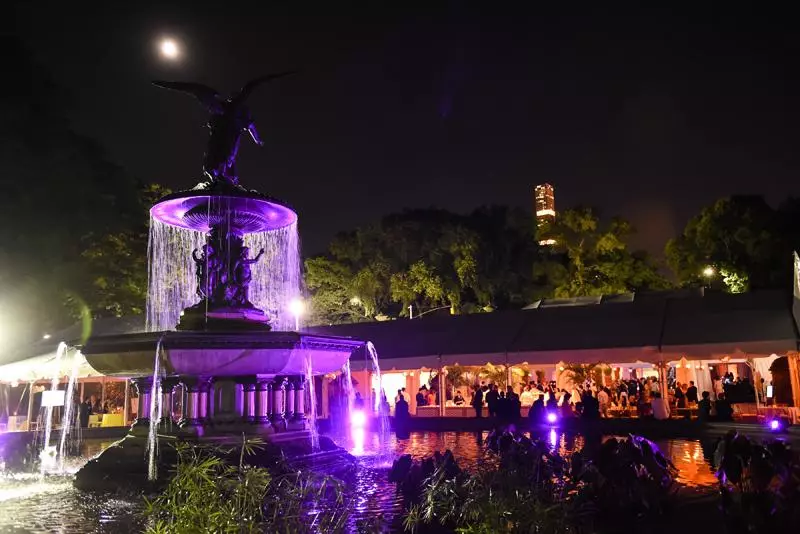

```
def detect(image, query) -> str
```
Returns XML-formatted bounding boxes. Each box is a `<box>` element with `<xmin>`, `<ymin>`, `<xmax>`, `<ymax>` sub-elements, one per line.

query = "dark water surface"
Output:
<box><xmin>0</xmin><ymin>431</ymin><xmax>717</xmax><ymax>533</ymax></box>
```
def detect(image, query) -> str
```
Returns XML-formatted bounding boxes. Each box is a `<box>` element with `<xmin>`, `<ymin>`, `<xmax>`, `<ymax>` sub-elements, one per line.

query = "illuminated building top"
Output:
<box><xmin>534</xmin><ymin>183</ymin><xmax>556</xmax><ymax>245</ymax></box>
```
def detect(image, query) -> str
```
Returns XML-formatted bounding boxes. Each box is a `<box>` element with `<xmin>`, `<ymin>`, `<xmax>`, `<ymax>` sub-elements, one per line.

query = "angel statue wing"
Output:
<box><xmin>152</xmin><ymin>81</ymin><xmax>224</xmax><ymax>114</ymax></box>
<box><xmin>232</xmin><ymin>71</ymin><xmax>297</xmax><ymax>106</ymax></box>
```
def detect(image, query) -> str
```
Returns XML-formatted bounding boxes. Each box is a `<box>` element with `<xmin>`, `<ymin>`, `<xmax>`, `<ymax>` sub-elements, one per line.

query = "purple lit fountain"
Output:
<box><xmin>74</xmin><ymin>75</ymin><xmax>364</xmax><ymax>490</ymax></box>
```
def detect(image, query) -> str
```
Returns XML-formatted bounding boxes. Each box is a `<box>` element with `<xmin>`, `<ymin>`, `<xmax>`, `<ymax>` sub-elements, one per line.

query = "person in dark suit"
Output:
<box><xmin>486</xmin><ymin>385</ymin><xmax>499</xmax><ymax>418</ymax></box>
<box><xmin>697</xmin><ymin>391</ymin><xmax>712</xmax><ymax>422</ymax></box>
<box><xmin>79</xmin><ymin>398</ymin><xmax>91</xmax><ymax>428</ymax></box>
<box><xmin>686</xmin><ymin>381</ymin><xmax>698</xmax><ymax>404</ymax></box>
<box><xmin>415</xmin><ymin>387</ymin><xmax>428</xmax><ymax>408</ymax></box>
<box><xmin>394</xmin><ymin>396</ymin><xmax>410</xmax><ymax>438</ymax></box>
<box><xmin>715</xmin><ymin>393</ymin><xmax>734</xmax><ymax>422</ymax></box>
<box><xmin>529</xmin><ymin>394</ymin><xmax>545</xmax><ymax>423</ymax></box>
<box><xmin>471</xmin><ymin>385</ymin><xmax>484</xmax><ymax>418</ymax></box>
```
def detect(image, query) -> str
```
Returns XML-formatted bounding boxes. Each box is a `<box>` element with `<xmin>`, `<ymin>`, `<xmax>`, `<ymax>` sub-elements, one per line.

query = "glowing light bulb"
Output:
<box><xmin>159</xmin><ymin>38</ymin><xmax>180</xmax><ymax>60</ymax></box>
<box><xmin>289</xmin><ymin>298</ymin><xmax>305</xmax><ymax>317</ymax></box>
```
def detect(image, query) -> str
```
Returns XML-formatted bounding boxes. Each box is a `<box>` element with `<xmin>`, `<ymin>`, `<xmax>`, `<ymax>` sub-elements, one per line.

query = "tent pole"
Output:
<box><xmin>438</xmin><ymin>358</ymin><xmax>445</xmax><ymax>417</ymax></box>
<box><xmin>658</xmin><ymin>360</ymin><xmax>669</xmax><ymax>412</ymax></box>
<box><xmin>787</xmin><ymin>351</ymin><xmax>800</xmax><ymax>410</ymax></box>
<box><xmin>123</xmin><ymin>379</ymin><xmax>130</xmax><ymax>425</ymax></box>
<box><xmin>26</xmin><ymin>381</ymin><xmax>35</xmax><ymax>431</ymax></box>
<box><xmin>746</xmin><ymin>356</ymin><xmax>760</xmax><ymax>415</ymax></box>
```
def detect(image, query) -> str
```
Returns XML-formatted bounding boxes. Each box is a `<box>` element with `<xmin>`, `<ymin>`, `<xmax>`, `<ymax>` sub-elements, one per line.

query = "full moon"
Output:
<box><xmin>159</xmin><ymin>38</ymin><xmax>180</xmax><ymax>60</ymax></box>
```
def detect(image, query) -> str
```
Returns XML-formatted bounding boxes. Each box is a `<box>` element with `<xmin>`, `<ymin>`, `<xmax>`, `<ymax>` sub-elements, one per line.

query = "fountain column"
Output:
<box><xmin>206</xmin><ymin>379</ymin><xmax>216</xmax><ymax>419</ymax></box>
<box><xmin>270</xmin><ymin>377</ymin><xmax>287</xmax><ymax>430</ymax></box>
<box><xmin>160</xmin><ymin>377</ymin><xmax>180</xmax><ymax>426</ymax></box>
<box><xmin>180</xmin><ymin>378</ymin><xmax>203</xmax><ymax>427</ymax></box>
<box><xmin>131</xmin><ymin>377</ymin><xmax>154</xmax><ymax>428</ymax></box>
<box><xmin>256</xmin><ymin>379</ymin><xmax>274</xmax><ymax>433</ymax></box>
<box><xmin>285</xmin><ymin>379</ymin><xmax>296</xmax><ymax>420</ymax></box>
<box><xmin>198</xmin><ymin>379</ymin><xmax>210</xmax><ymax>421</ymax></box>
<box><xmin>244</xmin><ymin>381</ymin><xmax>257</xmax><ymax>423</ymax></box>
<box><xmin>288</xmin><ymin>376</ymin><xmax>306</xmax><ymax>430</ymax></box>
<box><xmin>234</xmin><ymin>378</ymin><xmax>246</xmax><ymax>418</ymax></box>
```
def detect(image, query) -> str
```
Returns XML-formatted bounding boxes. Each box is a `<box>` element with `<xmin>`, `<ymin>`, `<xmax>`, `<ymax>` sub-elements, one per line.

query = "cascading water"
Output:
<box><xmin>341</xmin><ymin>359</ymin><xmax>355</xmax><ymax>436</ymax></box>
<box><xmin>145</xmin><ymin>218</ymin><xmax>302</xmax><ymax>332</ymax></box>
<box><xmin>57</xmin><ymin>349</ymin><xmax>82</xmax><ymax>472</ymax></box>
<box><xmin>366</xmin><ymin>342</ymin><xmax>390</xmax><ymax>464</ymax></box>
<box><xmin>303</xmin><ymin>351</ymin><xmax>319</xmax><ymax>452</ymax></box>
<box><xmin>147</xmin><ymin>338</ymin><xmax>164</xmax><ymax>481</ymax></box>
<box><xmin>245</xmin><ymin>221</ymin><xmax>301</xmax><ymax>331</ymax></box>
<box><xmin>40</xmin><ymin>342</ymin><xmax>68</xmax><ymax>474</ymax></box>
<box><xmin>145</xmin><ymin>218</ymin><xmax>205</xmax><ymax>331</ymax></box>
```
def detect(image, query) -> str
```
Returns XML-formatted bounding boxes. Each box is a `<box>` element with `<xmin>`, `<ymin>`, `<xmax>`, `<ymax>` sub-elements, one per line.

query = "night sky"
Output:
<box><xmin>12</xmin><ymin>3</ymin><xmax>800</xmax><ymax>257</ymax></box>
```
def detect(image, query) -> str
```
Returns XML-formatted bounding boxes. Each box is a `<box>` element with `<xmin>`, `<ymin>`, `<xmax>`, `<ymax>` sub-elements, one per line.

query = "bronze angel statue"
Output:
<box><xmin>153</xmin><ymin>72</ymin><xmax>295</xmax><ymax>184</ymax></box>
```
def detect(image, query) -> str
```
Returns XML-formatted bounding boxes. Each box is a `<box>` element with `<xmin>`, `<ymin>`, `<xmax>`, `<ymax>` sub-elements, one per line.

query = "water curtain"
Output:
<box><xmin>146</xmin><ymin>218</ymin><xmax>301</xmax><ymax>331</ymax></box>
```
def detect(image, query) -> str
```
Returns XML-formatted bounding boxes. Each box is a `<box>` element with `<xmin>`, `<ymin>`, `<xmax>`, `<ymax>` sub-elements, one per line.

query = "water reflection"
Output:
<box><xmin>657</xmin><ymin>439</ymin><xmax>718</xmax><ymax>489</ymax></box>
<box><xmin>0</xmin><ymin>432</ymin><xmax>718</xmax><ymax>533</ymax></box>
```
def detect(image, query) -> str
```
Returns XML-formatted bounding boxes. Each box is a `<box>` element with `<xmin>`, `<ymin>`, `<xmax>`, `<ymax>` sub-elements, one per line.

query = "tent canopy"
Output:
<box><xmin>310</xmin><ymin>289</ymin><xmax>799</xmax><ymax>370</ymax></box>
<box><xmin>3</xmin><ymin>289</ymin><xmax>797</xmax><ymax>378</ymax></box>
<box><xmin>0</xmin><ymin>350</ymin><xmax>104</xmax><ymax>383</ymax></box>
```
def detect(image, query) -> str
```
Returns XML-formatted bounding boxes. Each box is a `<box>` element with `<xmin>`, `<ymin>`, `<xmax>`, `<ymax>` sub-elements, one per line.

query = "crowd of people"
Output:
<box><xmin>353</xmin><ymin>371</ymin><xmax>751</xmax><ymax>425</ymax></box>
<box><xmin>460</xmin><ymin>375</ymin><xmax>739</xmax><ymax>423</ymax></box>
<box><xmin>77</xmin><ymin>394</ymin><xmax>119</xmax><ymax>427</ymax></box>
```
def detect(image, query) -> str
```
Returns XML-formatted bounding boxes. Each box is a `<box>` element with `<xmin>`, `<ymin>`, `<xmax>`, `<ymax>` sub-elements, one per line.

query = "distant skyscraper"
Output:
<box><xmin>534</xmin><ymin>183</ymin><xmax>556</xmax><ymax>245</ymax></box>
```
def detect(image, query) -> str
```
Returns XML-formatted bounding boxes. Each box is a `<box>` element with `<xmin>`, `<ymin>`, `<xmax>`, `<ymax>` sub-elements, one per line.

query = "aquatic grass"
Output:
<box><xmin>715</xmin><ymin>430</ymin><xmax>800</xmax><ymax>534</ymax></box>
<box><xmin>399</xmin><ymin>431</ymin><xmax>677</xmax><ymax>534</ymax></box>
<box><xmin>143</xmin><ymin>434</ymin><xmax>352</xmax><ymax>533</ymax></box>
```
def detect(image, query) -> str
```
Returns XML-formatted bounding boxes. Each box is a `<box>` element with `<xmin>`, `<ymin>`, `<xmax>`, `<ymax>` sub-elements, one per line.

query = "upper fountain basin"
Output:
<box><xmin>151</xmin><ymin>183</ymin><xmax>297</xmax><ymax>233</ymax></box>
<box><xmin>81</xmin><ymin>331</ymin><xmax>364</xmax><ymax>378</ymax></box>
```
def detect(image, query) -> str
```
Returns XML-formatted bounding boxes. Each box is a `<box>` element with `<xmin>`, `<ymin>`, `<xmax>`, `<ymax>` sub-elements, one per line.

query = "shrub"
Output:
<box><xmin>144</xmin><ymin>436</ymin><xmax>350</xmax><ymax>533</ymax></box>
<box><xmin>715</xmin><ymin>430</ymin><xmax>800</xmax><ymax>534</ymax></box>
<box><xmin>398</xmin><ymin>431</ymin><xmax>677</xmax><ymax>534</ymax></box>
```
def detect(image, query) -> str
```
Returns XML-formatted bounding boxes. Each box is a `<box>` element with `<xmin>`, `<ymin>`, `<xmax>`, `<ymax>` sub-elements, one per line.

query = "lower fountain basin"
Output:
<box><xmin>81</xmin><ymin>331</ymin><xmax>363</xmax><ymax>378</ymax></box>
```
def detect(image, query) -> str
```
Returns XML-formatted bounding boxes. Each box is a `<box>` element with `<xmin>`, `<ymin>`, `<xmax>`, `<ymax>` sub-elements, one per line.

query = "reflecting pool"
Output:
<box><xmin>0</xmin><ymin>432</ymin><xmax>718</xmax><ymax>533</ymax></box>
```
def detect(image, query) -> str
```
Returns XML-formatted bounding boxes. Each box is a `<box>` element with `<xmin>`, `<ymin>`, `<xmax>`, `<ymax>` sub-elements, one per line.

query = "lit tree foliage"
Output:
<box><xmin>666</xmin><ymin>196</ymin><xmax>798</xmax><ymax>292</ymax></box>
<box><xmin>305</xmin><ymin>207</ymin><xmax>540</xmax><ymax>324</ymax></box>
<box><xmin>536</xmin><ymin>207</ymin><xmax>669</xmax><ymax>297</ymax></box>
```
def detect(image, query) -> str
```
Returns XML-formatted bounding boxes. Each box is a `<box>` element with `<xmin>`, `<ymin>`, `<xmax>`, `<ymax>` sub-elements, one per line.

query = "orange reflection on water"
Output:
<box><xmin>657</xmin><ymin>439</ymin><xmax>718</xmax><ymax>489</ymax></box>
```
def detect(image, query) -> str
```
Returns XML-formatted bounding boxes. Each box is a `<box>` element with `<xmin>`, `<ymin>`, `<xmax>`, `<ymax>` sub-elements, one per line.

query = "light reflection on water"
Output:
<box><xmin>0</xmin><ymin>432</ymin><xmax>717</xmax><ymax>533</ymax></box>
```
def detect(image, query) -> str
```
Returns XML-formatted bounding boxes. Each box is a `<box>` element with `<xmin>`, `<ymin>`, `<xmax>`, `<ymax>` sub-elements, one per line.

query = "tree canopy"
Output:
<box><xmin>534</xmin><ymin>207</ymin><xmax>669</xmax><ymax>299</ymax></box>
<box><xmin>305</xmin><ymin>206</ymin><xmax>668</xmax><ymax>325</ymax></box>
<box><xmin>666</xmin><ymin>196</ymin><xmax>800</xmax><ymax>292</ymax></box>
<box><xmin>305</xmin><ymin>207</ymin><xmax>540</xmax><ymax>324</ymax></box>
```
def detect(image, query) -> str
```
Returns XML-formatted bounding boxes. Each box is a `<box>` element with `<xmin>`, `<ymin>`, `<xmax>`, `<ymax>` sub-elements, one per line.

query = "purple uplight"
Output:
<box><xmin>151</xmin><ymin>193</ymin><xmax>297</xmax><ymax>233</ymax></box>
<box><xmin>769</xmin><ymin>419</ymin><xmax>781</xmax><ymax>431</ymax></box>
<box><xmin>351</xmin><ymin>410</ymin><xmax>367</xmax><ymax>428</ymax></box>
<box><xmin>546</xmin><ymin>412</ymin><xmax>558</xmax><ymax>424</ymax></box>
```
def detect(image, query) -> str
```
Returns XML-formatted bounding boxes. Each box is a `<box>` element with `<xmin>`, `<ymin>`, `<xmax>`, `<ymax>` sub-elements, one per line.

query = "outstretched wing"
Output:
<box><xmin>233</xmin><ymin>71</ymin><xmax>297</xmax><ymax>104</ymax></box>
<box><xmin>152</xmin><ymin>81</ymin><xmax>224</xmax><ymax>113</ymax></box>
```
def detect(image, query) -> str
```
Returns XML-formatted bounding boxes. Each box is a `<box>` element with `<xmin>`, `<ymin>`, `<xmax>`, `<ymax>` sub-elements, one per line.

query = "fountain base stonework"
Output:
<box><xmin>74</xmin><ymin>332</ymin><xmax>363</xmax><ymax>490</ymax></box>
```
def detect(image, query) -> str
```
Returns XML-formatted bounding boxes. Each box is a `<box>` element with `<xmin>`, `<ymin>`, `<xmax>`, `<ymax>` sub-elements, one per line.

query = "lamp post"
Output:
<box><xmin>702</xmin><ymin>266</ymin><xmax>715</xmax><ymax>288</ymax></box>
<box><xmin>289</xmin><ymin>298</ymin><xmax>305</xmax><ymax>332</ymax></box>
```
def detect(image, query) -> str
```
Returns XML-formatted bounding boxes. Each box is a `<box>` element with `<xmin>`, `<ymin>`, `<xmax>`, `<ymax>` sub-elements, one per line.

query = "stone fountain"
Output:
<box><xmin>75</xmin><ymin>74</ymin><xmax>363</xmax><ymax>490</ymax></box>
